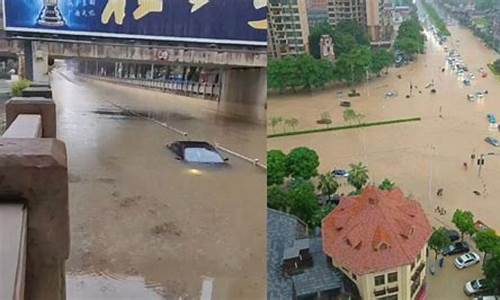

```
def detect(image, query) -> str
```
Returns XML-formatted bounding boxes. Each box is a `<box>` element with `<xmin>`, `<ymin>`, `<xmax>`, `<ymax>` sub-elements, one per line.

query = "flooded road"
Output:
<box><xmin>51</xmin><ymin>66</ymin><xmax>265</xmax><ymax>299</ymax></box>
<box><xmin>269</xmin><ymin>23</ymin><xmax>499</xmax><ymax>300</ymax></box>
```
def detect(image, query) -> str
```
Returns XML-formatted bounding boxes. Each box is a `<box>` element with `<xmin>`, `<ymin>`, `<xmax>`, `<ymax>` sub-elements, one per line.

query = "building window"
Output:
<box><xmin>352</xmin><ymin>273</ymin><xmax>357</xmax><ymax>280</ymax></box>
<box><xmin>388</xmin><ymin>272</ymin><xmax>398</xmax><ymax>283</ymax></box>
<box><xmin>374</xmin><ymin>274</ymin><xmax>385</xmax><ymax>286</ymax></box>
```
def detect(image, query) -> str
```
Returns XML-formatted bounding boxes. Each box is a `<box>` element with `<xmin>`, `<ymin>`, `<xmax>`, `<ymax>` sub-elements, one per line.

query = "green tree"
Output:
<box><xmin>286</xmin><ymin>147</ymin><xmax>320</xmax><ymax>180</ymax></box>
<box><xmin>335</xmin><ymin>46</ymin><xmax>372</xmax><ymax>85</ymax></box>
<box><xmin>309</xmin><ymin>21</ymin><xmax>336</xmax><ymax>59</ymax></box>
<box><xmin>347</xmin><ymin>162</ymin><xmax>369</xmax><ymax>191</ymax></box>
<box><xmin>395</xmin><ymin>17</ymin><xmax>426</xmax><ymax>57</ymax></box>
<box><xmin>267</xmin><ymin>185</ymin><xmax>290</xmax><ymax>211</ymax></box>
<box><xmin>474</xmin><ymin>229</ymin><xmax>500</xmax><ymax>255</ymax></box>
<box><xmin>428</xmin><ymin>227</ymin><xmax>452</xmax><ymax>259</ymax></box>
<box><xmin>317</xmin><ymin>173</ymin><xmax>339</xmax><ymax>201</ymax></box>
<box><xmin>286</xmin><ymin>118</ymin><xmax>299</xmax><ymax>131</ymax></box>
<box><xmin>267</xmin><ymin>150</ymin><xmax>288</xmax><ymax>186</ymax></box>
<box><xmin>332</xmin><ymin>20</ymin><xmax>370</xmax><ymax>57</ymax></box>
<box><xmin>370</xmin><ymin>48</ymin><xmax>393</xmax><ymax>75</ymax></box>
<box><xmin>288</xmin><ymin>178</ymin><xmax>320</xmax><ymax>228</ymax></box>
<box><xmin>483</xmin><ymin>247</ymin><xmax>500</xmax><ymax>294</ymax></box>
<box><xmin>379</xmin><ymin>178</ymin><xmax>396</xmax><ymax>191</ymax></box>
<box><xmin>311</xmin><ymin>204</ymin><xmax>335</xmax><ymax>228</ymax></box>
<box><xmin>452</xmin><ymin>209</ymin><xmax>476</xmax><ymax>240</ymax></box>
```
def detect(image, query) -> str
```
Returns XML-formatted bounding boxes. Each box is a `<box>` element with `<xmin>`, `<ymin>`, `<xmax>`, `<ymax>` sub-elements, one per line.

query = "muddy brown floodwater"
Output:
<box><xmin>269</xmin><ymin>24</ymin><xmax>499</xmax><ymax>300</ymax></box>
<box><xmin>50</xmin><ymin>65</ymin><xmax>265</xmax><ymax>299</ymax></box>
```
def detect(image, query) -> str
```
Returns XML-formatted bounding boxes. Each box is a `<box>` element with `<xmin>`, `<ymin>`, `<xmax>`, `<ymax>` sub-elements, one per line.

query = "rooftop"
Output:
<box><xmin>322</xmin><ymin>186</ymin><xmax>432</xmax><ymax>275</ymax></box>
<box><xmin>268</xmin><ymin>209</ymin><xmax>344</xmax><ymax>299</ymax></box>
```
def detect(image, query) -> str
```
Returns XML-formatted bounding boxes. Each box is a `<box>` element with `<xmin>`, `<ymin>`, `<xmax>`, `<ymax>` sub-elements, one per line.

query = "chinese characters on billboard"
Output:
<box><xmin>3</xmin><ymin>0</ymin><xmax>267</xmax><ymax>45</ymax></box>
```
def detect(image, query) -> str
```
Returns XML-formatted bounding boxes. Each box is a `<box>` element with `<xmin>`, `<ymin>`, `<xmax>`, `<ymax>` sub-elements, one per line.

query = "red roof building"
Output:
<box><xmin>322</xmin><ymin>186</ymin><xmax>432</xmax><ymax>276</ymax></box>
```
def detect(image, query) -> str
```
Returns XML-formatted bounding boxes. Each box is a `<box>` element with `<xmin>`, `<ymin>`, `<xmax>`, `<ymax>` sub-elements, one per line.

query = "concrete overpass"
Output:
<box><xmin>0</xmin><ymin>2</ymin><xmax>267</xmax><ymax>118</ymax></box>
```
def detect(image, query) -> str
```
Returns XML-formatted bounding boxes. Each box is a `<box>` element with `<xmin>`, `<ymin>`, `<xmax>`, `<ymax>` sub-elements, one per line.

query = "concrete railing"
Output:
<box><xmin>83</xmin><ymin>74</ymin><xmax>221</xmax><ymax>100</ymax></box>
<box><xmin>0</xmin><ymin>83</ymin><xmax>69</xmax><ymax>300</ymax></box>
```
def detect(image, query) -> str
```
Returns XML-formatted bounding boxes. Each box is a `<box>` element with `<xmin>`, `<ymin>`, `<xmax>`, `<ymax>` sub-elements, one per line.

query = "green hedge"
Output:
<box><xmin>268</xmin><ymin>117</ymin><xmax>422</xmax><ymax>138</ymax></box>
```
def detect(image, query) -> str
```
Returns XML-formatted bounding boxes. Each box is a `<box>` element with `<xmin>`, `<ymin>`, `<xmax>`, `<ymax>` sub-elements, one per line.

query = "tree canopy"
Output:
<box><xmin>428</xmin><ymin>227</ymin><xmax>452</xmax><ymax>259</ymax></box>
<box><xmin>267</xmin><ymin>185</ymin><xmax>290</xmax><ymax>212</ymax></box>
<box><xmin>268</xmin><ymin>55</ymin><xmax>335</xmax><ymax>92</ymax></box>
<box><xmin>267</xmin><ymin>150</ymin><xmax>288</xmax><ymax>186</ymax></box>
<box><xmin>379</xmin><ymin>178</ymin><xmax>396</xmax><ymax>191</ymax></box>
<box><xmin>483</xmin><ymin>247</ymin><xmax>500</xmax><ymax>294</ymax></box>
<box><xmin>317</xmin><ymin>172</ymin><xmax>339</xmax><ymax>200</ymax></box>
<box><xmin>288</xmin><ymin>178</ymin><xmax>320</xmax><ymax>228</ymax></box>
<box><xmin>452</xmin><ymin>209</ymin><xmax>476</xmax><ymax>240</ymax></box>
<box><xmin>286</xmin><ymin>147</ymin><xmax>320</xmax><ymax>180</ymax></box>
<box><xmin>475</xmin><ymin>229</ymin><xmax>500</xmax><ymax>255</ymax></box>
<box><xmin>395</xmin><ymin>17</ymin><xmax>426</xmax><ymax>57</ymax></box>
<box><xmin>347</xmin><ymin>162</ymin><xmax>369</xmax><ymax>191</ymax></box>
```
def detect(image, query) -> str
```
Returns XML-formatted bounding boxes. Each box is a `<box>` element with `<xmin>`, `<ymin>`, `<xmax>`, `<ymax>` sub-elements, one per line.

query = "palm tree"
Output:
<box><xmin>348</xmin><ymin>162</ymin><xmax>369</xmax><ymax>192</ymax></box>
<box><xmin>317</xmin><ymin>173</ymin><xmax>339</xmax><ymax>201</ymax></box>
<box><xmin>379</xmin><ymin>178</ymin><xmax>396</xmax><ymax>191</ymax></box>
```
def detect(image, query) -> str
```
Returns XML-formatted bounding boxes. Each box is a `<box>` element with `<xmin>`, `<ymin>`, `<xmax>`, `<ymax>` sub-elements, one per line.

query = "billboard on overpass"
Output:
<box><xmin>2</xmin><ymin>0</ymin><xmax>267</xmax><ymax>46</ymax></box>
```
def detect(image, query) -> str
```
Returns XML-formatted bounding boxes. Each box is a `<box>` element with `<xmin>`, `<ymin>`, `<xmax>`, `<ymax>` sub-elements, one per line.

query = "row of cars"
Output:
<box><xmin>441</xmin><ymin>230</ymin><xmax>498</xmax><ymax>299</ymax></box>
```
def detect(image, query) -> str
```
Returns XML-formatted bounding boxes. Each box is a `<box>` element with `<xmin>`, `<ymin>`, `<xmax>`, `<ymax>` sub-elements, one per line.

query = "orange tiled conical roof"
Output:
<box><xmin>322</xmin><ymin>186</ymin><xmax>432</xmax><ymax>275</ymax></box>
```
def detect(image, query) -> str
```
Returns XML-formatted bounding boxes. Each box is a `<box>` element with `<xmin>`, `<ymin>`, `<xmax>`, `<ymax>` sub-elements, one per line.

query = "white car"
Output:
<box><xmin>464</xmin><ymin>278</ymin><xmax>488</xmax><ymax>296</ymax></box>
<box><xmin>473</xmin><ymin>296</ymin><xmax>499</xmax><ymax>300</ymax></box>
<box><xmin>454</xmin><ymin>252</ymin><xmax>480</xmax><ymax>269</ymax></box>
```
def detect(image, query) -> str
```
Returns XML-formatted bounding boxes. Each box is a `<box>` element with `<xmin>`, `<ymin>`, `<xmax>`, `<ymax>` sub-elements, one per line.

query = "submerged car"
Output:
<box><xmin>473</xmin><ymin>296</ymin><xmax>500</xmax><ymax>300</ymax></box>
<box><xmin>454</xmin><ymin>252</ymin><xmax>480</xmax><ymax>269</ymax></box>
<box><xmin>485</xmin><ymin>137</ymin><xmax>500</xmax><ymax>147</ymax></box>
<box><xmin>332</xmin><ymin>169</ymin><xmax>349</xmax><ymax>177</ymax></box>
<box><xmin>464</xmin><ymin>278</ymin><xmax>489</xmax><ymax>296</ymax></box>
<box><xmin>167</xmin><ymin>141</ymin><xmax>228</xmax><ymax>164</ymax></box>
<box><xmin>442</xmin><ymin>241</ymin><xmax>469</xmax><ymax>256</ymax></box>
<box><xmin>467</xmin><ymin>94</ymin><xmax>476</xmax><ymax>101</ymax></box>
<box><xmin>487</xmin><ymin>113</ymin><xmax>497</xmax><ymax>124</ymax></box>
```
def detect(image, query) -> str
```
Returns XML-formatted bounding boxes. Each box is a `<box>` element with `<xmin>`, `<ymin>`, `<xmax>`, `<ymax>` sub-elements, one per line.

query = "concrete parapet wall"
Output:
<box><xmin>6</xmin><ymin>97</ymin><xmax>56</xmax><ymax>138</ymax></box>
<box><xmin>0</xmin><ymin>138</ymin><xmax>68</xmax><ymax>300</ymax></box>
<box><xmin>47</xmin><ymin>41</ymin><xmax>267</xmax><ymax>67</ymax></box>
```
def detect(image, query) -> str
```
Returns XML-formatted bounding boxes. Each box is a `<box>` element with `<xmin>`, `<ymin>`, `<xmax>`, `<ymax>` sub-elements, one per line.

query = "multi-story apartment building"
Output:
<box><xmin>327</xmin><ymin>0</ymin><xmax>367</xmax><ymax>28</ymax></box>
<box><xmin>327</xmin><ymin>0</ymin><xmax>393</xmax><ymax>43</ymax></box>
<box><xmin>322</xmin><ymin>186</ymin><xmax>432</xmax><ymax>300</ymax></box>
<box><xmin>268</xmin><ymin>0</ymin><xmax>310</xmax><ymax>58</ymax></box>
<box><xmin>307</xmin><ymin>0</ymin><xmax>329</xmax><ymax>28</ymax></box>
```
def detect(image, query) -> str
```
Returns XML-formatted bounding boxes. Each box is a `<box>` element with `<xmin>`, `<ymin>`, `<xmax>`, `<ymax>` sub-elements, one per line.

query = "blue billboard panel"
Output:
<box><xmin>3</xmin><ymin>0</ymin><xmax>267</xmax><ymax>46</ymax></box>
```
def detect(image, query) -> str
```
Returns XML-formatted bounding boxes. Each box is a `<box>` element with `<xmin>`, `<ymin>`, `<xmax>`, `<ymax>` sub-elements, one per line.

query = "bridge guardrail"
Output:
<box><xmin>0</xmin><ymin>89</ymin><xmax>69</xmax><ymax>300</ymax></box>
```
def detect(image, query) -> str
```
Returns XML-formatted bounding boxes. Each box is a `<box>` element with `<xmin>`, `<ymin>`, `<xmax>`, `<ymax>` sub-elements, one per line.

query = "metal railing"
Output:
<box><xmin>83</xmin><ymin>74</ymin><xmax>222</xmax><ymax>100</ymax></box>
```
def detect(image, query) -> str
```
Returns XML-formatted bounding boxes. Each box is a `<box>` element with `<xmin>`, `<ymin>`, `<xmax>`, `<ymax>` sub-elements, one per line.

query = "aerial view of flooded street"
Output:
<box><xmin>51</xmin><ymin>66</ymin><xmax>265</xmax><ymax>299</ymax></box>
<box><xmin>268</xmin><ymin>8</ymin><xmax>500</xmax><ymax>300</ymax></box>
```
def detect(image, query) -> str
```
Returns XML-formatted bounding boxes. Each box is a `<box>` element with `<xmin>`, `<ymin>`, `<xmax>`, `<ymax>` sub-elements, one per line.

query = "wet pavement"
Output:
<box><xmin>51</xmin><ymin>65</ymin><xmax>265</xmax><ymax>299</ymax></box>
<box><xmin>268</xmin><ymin>21</ymin><xmax>500</xmax><ymax>300</ymax></box>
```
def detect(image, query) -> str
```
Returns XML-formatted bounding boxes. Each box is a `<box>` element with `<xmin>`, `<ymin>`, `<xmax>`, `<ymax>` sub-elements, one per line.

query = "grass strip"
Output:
<box><xmin>268</xmin><ymin>117</ymin><xmax>422</xmax><ymax>138</ymax></box>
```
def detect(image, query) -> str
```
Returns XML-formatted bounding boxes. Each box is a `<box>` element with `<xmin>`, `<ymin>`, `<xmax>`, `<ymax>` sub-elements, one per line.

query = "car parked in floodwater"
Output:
<box><xmin>167</xmin><ymin>141</ymin><xmax>228</xmax><ymax>164</ymax></box>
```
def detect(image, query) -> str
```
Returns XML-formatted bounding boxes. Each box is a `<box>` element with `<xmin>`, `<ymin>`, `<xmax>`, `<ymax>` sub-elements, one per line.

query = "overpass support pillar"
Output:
<box><xmin>23</xmin><ymin>41</ymin><xmax>50</xmax><ymax>83</ymax></box>
<box><xmin>219</xmin><ymin>67</ymin><xmax>266</xmax><ymax>124</ymax></box>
